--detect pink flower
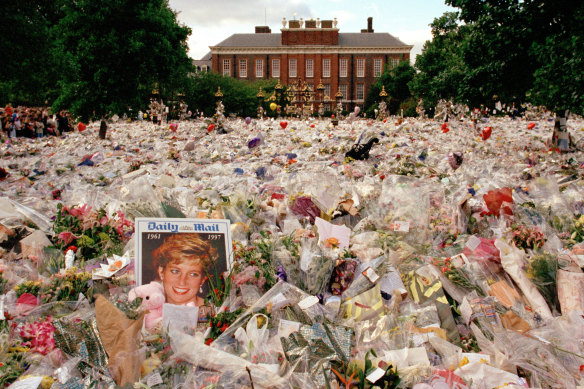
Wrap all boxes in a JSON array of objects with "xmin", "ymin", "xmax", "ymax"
[
  {"xmin": 57, "ymin": 231, "xmax": 78, "ymax": 245},
  {"xmin": 69, "ymin": 204, "xmax": 92, "ymax": 220},
  {"xmin": 98, "ymin": 215, "xmax": 109, "ymax": 226},
  {"xmin": 232, "ymin": 266, "xmax": 266, "ymax": 289},
  {"xmin": 18, "ymin": 316, "xmax": 56, "ymax": 355}
]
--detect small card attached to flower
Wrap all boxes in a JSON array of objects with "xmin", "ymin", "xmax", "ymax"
[
  {"xmin": 362, "ymin": 267, "xmax": 380, "ymax": 283},
  {"xmin": 92, "ymin": 252, "xmax": 132, "ymax": 280}
]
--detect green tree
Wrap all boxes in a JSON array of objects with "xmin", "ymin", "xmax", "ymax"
[
  {"xmin": 52, "ymin": 0, "xmax": 192, "ymax": 121},
  {"xmin": 364, "ymin": 61, "xmax": 416, "ymax": 117},
  {"xmin": 445, "ymin": 0, "xmax": 535, "ymax": 107},
  {"xmin": 410, "ymin": 12, "xmax": 470, "ymax": 113},
  {"xmin": 414, "ymin": 0, "xmax": 584, "ymax": 124},
  {"xmin": 0, "ymin": 1, "xmax": 61, "ymax": 105},
  {"xmin": 185, "ymin": 72, "xmax": 277, "ymax": 118},
  {"xmin": 528, "ymin": 2, "xmax": 584, "ymax": 116}
]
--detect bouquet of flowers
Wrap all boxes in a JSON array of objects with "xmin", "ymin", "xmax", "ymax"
[
  {"xmin": 231, "ymin": 232, "xmax": 277, "ymax": 293},
  {"xmin": 40, "ymin": 267, "xmax": 93, "ymax": 304},
  {"xmin": 549, "ymin": 213, "xmax": 584, "ymax": 247},
  {"xmin": 511, "ymin": 224, "xmax": 546, "ymax": 251},
  {"xmin": 17, "ymin": 316, "xmax": 56, "ymax": 355},
  {"xmin": 51, "ymin": 203, "xmax": 133, "ymax": 260}
]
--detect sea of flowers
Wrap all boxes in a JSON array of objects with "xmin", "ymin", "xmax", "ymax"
[{"xmin": 0, "ymin": 110, "xmax": 583, "ymax": 388}]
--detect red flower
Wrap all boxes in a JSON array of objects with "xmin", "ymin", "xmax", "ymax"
[
  {"xmin": 221, "ymin": 324, "xmax": 228, "ymax": 332},
  {"xmin": 57, "ymin": 231, "xmax": 78, "ymax": 246},
  {"xmin": 205, "ymin": 338, "xmax": 214, "ymax": 345},
  {"xmin": 483, "ymin": 187, "xmax": 513, "ymax": 217},
  {"xmin": 66, "ymin": 245, "xmax": 78, "ymax": 253}
]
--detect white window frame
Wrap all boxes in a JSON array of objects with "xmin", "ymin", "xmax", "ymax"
[
  {"xmin": 339, "ymin": 84, "xmax": 348, "ymax": 101},
  {"xmin": 305, "ymin": 59, "xmax": 314, "ymax": 78},
  {"xmin": 239, "ymin": 59, "xmax": 247, "ymax": 78},
  {"xmin": 324, "ymin": 84, "xmax": 331, "ymax": 100},
  {"xmin": 374, "ymin": 58, "xmax": 382, "ymax": 77},
  {"xmin": 356, "ymin": 84, "xmax": 364, "ymax": 100},
  {"xmin": 339, "ymin": 58, "xmax": 348, "ymax": 78},
  {"xmin": 272, "ymin": 59, "xmax": 280, "ymax": 78},
  {"xmin": 322, "ymin": 59, "xmax": 331, "ymax": 78},
  {"xmin": 391, "ymin": 58, "xmax": 399, "ymax": 68},
  {"xmin": 255, "ymin": 59, "xmax": 263, "ymax": 78},
  {"xmin": 222, "ymin": 59, "xmax": 231, "ymax": 76},
  {"xmin": 356, "ymin": 58, "xmax": 365, "ymax": 78},
  {"xmin": 289, "ymin": 59, "xmax": 297, "ymax": 78}
]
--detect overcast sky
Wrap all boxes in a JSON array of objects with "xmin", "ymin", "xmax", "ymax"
[{"xmin": 168, "ymin": 0, "xmax": 457, "ymax": 64}]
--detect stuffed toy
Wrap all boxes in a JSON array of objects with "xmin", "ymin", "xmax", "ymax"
[
  {"xmin": 128, "ymin": 281, "xmax": 165, "ymax": 331},
  {"xmin": 345, "ymin": 137, "xmax": 379, "ymax": 161}
]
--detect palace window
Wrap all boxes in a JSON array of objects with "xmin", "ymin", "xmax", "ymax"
[
  {"xmin": 255, "ymin": 59, "xmax": 263, "ymax": 78},
  {"xmin": 338, "ymin": 84, "xmax": 347, "ymax": 101},
  {"xmin": 222, "ymin": 59, "xmax": 231, "ymax": 76},
  {"xmin": 356, "ymin": 84, "xmax": 364, "ymax": 100},
  {"xmin": 374, "ymin": 59, "xmax": 382, "ymax": 77},
  {"xmin": 289, "ymin": 59, "xmax": 297, "ymax": 78},
  {"xmin": 323, "ymin": 59, "xmax": 331, "ymax": 78},
  {"xmin": 356, "ymin": 59, "xmax": 365, "ymax": 77},
  {"xmin": 272, "ymin": 59, "xmax": 280, "ymax": 78},
  {"xmin": 339, "ymin": 58, "xmax": 348, "ymax": 77},
  {"xmin": 239, "ymin": 59, "xmax": 247, "ymax": 78},
  {"xmin": 306, "ymin": 59, "xmax": 314, "ymax": 78}
]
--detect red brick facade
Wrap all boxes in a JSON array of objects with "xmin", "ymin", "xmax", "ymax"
[{"xmin": 209, "ymin": 19, "xmax": 412, "ymax": 110}]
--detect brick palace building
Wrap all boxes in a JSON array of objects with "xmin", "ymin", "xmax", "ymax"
[{"xmin": 206, "ymin": 17, "xmax": 412, "ymax": 111}]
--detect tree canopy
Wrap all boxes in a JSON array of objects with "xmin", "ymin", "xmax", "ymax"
[
  {"xmin": 0, "ymin": 1, "xmax": 61, "ymax": 105},
  {"xmin": 184, "ymin": 72, "xmax": 277, "ymax": 118},
  {"xmin": 52, "ymin": 0, "xmax": 192, "ymax": 121},
  {"xmin": 413, "ymin": 0, "xmax": 584, "ymax": 115},
  {"xmin": 364, "ymin": 61, "xmax": 416, "ymax": 117}
]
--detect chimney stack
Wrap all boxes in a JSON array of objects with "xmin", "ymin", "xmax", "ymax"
[
  {"xmin": 361, "ymin": 17, "xmax": 374, "ymax": 33},
  {"xmin": 255, "ymin": 26, "xmax": 271, "ymax": 33}
]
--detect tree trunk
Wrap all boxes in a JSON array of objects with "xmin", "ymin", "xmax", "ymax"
[
  {"xmin": 552, "ymin": 109, "xmax": 570, "ymax": 151},
  {"xmin": 99, "ymin": 119, "xmax": 107, "ymax": 140}
]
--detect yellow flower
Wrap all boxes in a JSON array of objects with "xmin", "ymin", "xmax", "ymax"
[{"xmin": 458, "ymin": 356, "xmax": 470, "ymax": 367}]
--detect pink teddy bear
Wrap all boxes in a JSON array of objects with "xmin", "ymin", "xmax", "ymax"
[{"xmin": 128, "ymin": 281, "xmax": 165, "ymax": 331}]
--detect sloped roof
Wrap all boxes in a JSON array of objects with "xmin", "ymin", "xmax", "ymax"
[
  {"xmin": 338, "ymin": 33, "xmax": 408, "ymax": 47},
  {"xmin": 211, "ymin": 33, "xmax": 410, "ymax": 48},
  {"xmin": 214, "ymin": 34, "xmax": 282, "ymax": 47}
]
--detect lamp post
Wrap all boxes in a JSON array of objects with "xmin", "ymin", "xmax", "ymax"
[
  {"xmin": 334, "ymin": 90, "xmax": 343, "ymax": 119},
  {"xmin": 274, "ymin": 80, "xmax": 283, "ymax": 117},
  {"xmin": 214, "ymin": 86, "xmax": 225, "ymax": 126},
  {"xmin": 256, "ymin": 87, "xmax": 265, "ymax": 119},
  {"xmin": 378, "ymin": 85, "xmax": 388, "ymax": 120},
  {"xmin": 316, "ymin": 80, "xmax": 325, "ymax": 118}
]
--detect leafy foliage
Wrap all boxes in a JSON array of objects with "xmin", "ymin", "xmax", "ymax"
[
  {"xmin": 413, "ymin": 1, "xmax": 584, "ymax": 116},
  {"xmin": 410, "ymin": 12, "xmax": 471, "ymax": 112},
  {"xmin": 52, "ymin": 0, "xmax": 192, "ymax": 121},
  {"xmin": 0, "ymin": 1, "xmax": 61, "ymax": 105},
  {"xmin": 184, "ymin": 72, "xmax": 277, "ymax": 118},
  {"xmin": 364, "ymin": 61, "xmax": 416, "ymax": 117}
]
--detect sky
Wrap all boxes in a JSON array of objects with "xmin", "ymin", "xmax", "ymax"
[{"xmin": 168, "ymin": 0, "xmax": 457, "ymax": 64}]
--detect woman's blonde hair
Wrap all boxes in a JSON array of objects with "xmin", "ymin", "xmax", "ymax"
[{"xmin": 152, "ymin": 233, "xmax": 217, "ymax": 272}]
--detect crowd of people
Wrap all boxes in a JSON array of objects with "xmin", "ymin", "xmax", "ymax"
[{"xmin": 0, "ymin": 104, "xmax": 74, "ymax": 138}]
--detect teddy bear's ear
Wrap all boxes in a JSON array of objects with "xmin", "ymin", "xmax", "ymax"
[
  {"xmin": 152, "ymin": 281, "xmax": 164, "ymax": 292},
  {"xmin": 128, "ymin": 288, "xmax": 136, "ymax": 302}
]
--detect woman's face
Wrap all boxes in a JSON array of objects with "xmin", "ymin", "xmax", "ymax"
[{"xmin": 158, "ymin": 260, "xmax": 207, "ymax": 305}]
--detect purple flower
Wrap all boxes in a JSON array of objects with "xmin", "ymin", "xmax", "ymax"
[{"xmin": 276, "ymin": 265, "xmax": 287, "ymax": 282}]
